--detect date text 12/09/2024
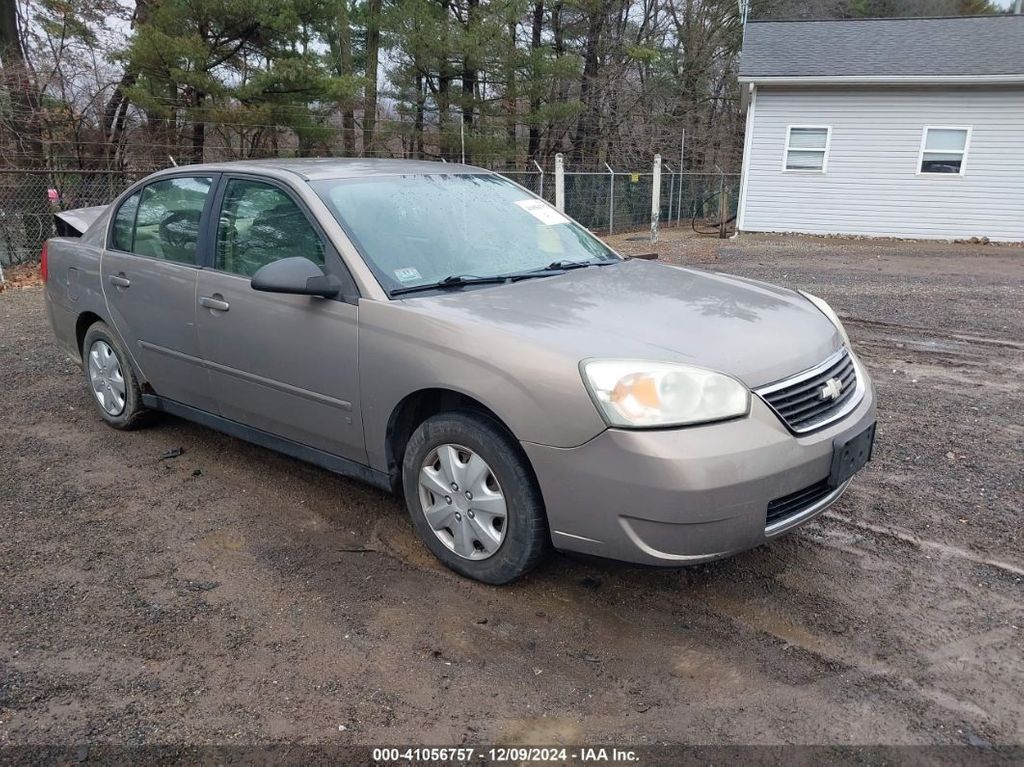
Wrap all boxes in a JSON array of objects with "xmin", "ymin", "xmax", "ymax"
[{"xmin": 372, "ymin": 747, "xmax": 640, "ymax": 763}]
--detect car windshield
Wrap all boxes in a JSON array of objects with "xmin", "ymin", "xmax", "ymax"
[{"xmin": 310, "ymin": 173, "xmax": 620, "ymax": 294}]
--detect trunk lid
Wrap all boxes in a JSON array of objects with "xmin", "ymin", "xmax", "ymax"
[{"xmin": 53, "ymin": 205, "xmax": 108, "ymax": 237}]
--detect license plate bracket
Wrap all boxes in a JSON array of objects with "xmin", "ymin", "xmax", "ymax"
[{"xmin": 829, "ymin": 423, "xmax": 875, "ymax": 488}]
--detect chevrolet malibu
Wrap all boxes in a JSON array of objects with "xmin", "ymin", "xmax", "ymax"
[{"xmin": 43, "ymin": 159, "xmax": 875, "ymax": 584}]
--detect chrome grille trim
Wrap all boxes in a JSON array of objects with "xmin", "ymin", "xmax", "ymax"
[
  {"xmin": 766, "ymin": 478, "xmax": 832, "ymax": 526},
  {"xmin": 764, "ymin": 480, "xmax": 851, "ymax": 537},
  {"xmin": 755, "ymin": 347, "xmax": 865, "ymax": 434}
]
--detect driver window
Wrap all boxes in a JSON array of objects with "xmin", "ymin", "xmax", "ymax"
[
  {"xmin": 215, "ymin": 179, "xmax": 326, "ymax": 277},
  {"xmin": 131, "ymin": 176, "xmax": 212, "ymax": 264}
]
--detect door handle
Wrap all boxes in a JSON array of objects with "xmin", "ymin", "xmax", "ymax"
[
  {"xmin": 109, "ymin": 273, "xmax": 130, "ymax": 288},
  {"xmin": 199, "ymin": 295, "xmax": 230, "ymax": 312}
]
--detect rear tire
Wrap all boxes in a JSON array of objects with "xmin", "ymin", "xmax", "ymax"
[
  {"xmin": 81, "ymin": 321, "xmax": 153, "ymax": 430},
  {"xmin": 402, "ymin": 411, "xmax": 549, "ymax": 584}
]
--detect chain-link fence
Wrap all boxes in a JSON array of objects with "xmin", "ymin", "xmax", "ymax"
[
  {"xmin": 0, "ymin": 166, "xmax": 739, "ymax": 267},
  {"xmin": 662, "ymin": 171, "xmax": 741, "ymax": 237},
  {"xmin": 501, "ymin": 169, "xmax": 739, "ymax": 237},
  {"xmin": 1, "ymin": 169, "xmax": 153, "ymax": 266}
]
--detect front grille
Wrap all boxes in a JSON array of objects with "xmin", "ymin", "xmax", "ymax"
[
  {"xmin": 756, "ymin": 348, "xmax": 860, "ymax": 433},
  {"xmin": 766, "ymin": 479, "xmax": 832, "ymax": 527}
]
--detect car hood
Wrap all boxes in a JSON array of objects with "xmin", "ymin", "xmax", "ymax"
[{"xmin": 404, "ymin": 259, "xmax": 842, "ymax": 387}]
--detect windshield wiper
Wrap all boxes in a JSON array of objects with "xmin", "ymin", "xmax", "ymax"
[
  {"xmin": 542, "ymin": 258, "xmax": 618, "ymax": 271},
  {"xmin": 390, "ymin": 260, "xmax": 616, "ymax": 297},
  {"xmin": 390, "ymin": 274, "xmax": 512, "ymax": 297},
  {"xmin": 544, "ymin": 259, "xmax": 592, "ymax": 271}
]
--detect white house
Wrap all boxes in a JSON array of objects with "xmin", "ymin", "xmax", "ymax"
[{"xmin": 736, "ymin": 16, "xmax": 1024, "ymax": 242}]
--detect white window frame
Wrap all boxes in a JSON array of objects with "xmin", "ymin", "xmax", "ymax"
[
  {"xmin": 917, "ymin": 126, "xmax": 971, "ymax": 177},
  {"xmin": 782, "ymin": 125, "xmax": 831, "ymax": 173}
]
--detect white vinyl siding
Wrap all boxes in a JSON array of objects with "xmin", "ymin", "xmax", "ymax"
[{"xmin": 739, "ymin": 86, "xmax": 1024, "ymax": 241}]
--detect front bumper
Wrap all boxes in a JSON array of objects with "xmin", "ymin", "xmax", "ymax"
[{"xmin": 521, "ymin": 368, "xmax": 875, "ymax": 566}]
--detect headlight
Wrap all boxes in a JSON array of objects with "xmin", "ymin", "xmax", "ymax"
[
  {"xmin": 799, "ymin": 291, "xmax": 850, "ymax": 346},
  {"xmin": 580, "ymin": 359, "xmax": 750, "ymax": 428}
]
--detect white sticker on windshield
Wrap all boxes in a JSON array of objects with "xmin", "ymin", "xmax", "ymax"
[
  {"xmin": 394, "ymin": 267, "xmax": 422, "ymax": 283},
  {"xmin": 515, "ymin": 199, "xmax": 570, "ymax": 226}
]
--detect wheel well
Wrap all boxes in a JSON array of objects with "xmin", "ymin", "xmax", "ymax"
[
  {"xmin": 75, "ymin": 311, "xmax": 103, "ymax": 355},
  {"xmin": 385, "ymin": 389, "xmax": 515, "ymax": 493}
]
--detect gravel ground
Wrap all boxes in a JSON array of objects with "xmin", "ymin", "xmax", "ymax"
[{"xmin": 1, "ymin": 232, "xmax": 1022, "ymax": 748}]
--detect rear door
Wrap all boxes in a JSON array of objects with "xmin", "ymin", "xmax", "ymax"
[
  {"xmin": 101, "ymin": 174, "xmax": 217, "ymax": 411},
  {"xmin": 195, "ymin": 175, "xmax": 365, "ymax": 462}
]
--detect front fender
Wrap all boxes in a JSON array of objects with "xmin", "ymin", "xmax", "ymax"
[{"xmin": 358, "ymin": 299, "xmax": 607, "ymax": 473}]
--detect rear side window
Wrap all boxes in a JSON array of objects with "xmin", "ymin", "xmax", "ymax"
[
  {"xmin": 122, "ymin": 176, "xmax": 212, "ymax": 264},
  {"xmin": 215, "ymin": 178, "xmax": 325, "ymax": 277},
  {"xmin": 111, "ymin": 191, "xmax": 141, "ymax": 251}
]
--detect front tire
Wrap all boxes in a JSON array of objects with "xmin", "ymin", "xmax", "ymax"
[
  {"xmin": 82, "ymin": 321, "xmax": 152, "ymax": 430},
  {"xmin": 402, "ymin": 411, "xmax": 549, "ymax": 584}
]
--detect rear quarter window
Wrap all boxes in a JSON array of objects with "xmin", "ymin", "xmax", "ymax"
[{"xmin": 111, "ymin": 191, "xmax": 141, "ymax": 251}]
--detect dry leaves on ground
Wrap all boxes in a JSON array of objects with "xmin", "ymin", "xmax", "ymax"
[{"xmin": 0, "ymin": 263, "xmax": 43, "ymax": 291}]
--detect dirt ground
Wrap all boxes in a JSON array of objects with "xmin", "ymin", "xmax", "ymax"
[{"xmin": 1, "ymin": 231, "xmax": 1022, "ymax": 748}]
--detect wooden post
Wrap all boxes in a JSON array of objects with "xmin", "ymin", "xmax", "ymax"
[
  {"xmin": 554, "ymin": 153, "xmax": 565, "ymax": 212},
  {"xmin": 650, "ymin": 154, "xmax": 661, "ymax": 243},
  {"xmin": 718, "ymin": 174, "xmax": 729, "ymax": 239},
  {"xmin": 665, "ymin": 164, "xmax": 674, "ymax": 227},
  {"xmin": 604, "ymin": 162, "xmax": 614, "ymax": 234}
]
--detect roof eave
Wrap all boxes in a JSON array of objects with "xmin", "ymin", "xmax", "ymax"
[{"xmin": 738, "ymin": 74, "xmax": 1024, "ymax": 85}]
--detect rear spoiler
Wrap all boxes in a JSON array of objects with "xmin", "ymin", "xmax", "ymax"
[{"xmin": 53, "ymin": 205, "xmax": 108, "ymax": 237}]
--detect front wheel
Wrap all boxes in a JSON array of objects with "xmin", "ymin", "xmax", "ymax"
[{"xmin": 401, "ymin": 411, "xmax": 549, "ymax": 584}]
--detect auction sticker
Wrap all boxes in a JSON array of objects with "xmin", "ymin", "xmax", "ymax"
[
  {"xmin": 393, "ymin": 267, "xmax": 422, "ymax": 282},
  {"xmin": 515, "ymin": 199, "xmax": 570, "ymax": 226}
]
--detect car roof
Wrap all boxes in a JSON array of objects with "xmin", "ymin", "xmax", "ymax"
[{"xmin": 152, "ymin": 157, "xmax": 491, "ymax": 182}]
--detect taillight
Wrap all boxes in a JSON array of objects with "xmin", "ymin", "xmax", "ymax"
[{"xmin": 40, "ymin": 241, "xmax": 48, "ymax": 282}]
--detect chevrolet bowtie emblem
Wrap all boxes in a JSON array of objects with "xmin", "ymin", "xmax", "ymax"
[{"xmin": 819, "ymin": 377, "xmax": 844, "ymax": 401}]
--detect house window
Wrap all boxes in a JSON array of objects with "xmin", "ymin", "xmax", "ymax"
[
  {"xmin": 918, "ymin": 127, "xmax": 970, "ymax": 175},
  {"xmin": 784, "ymin": 126, "xmax": 830, "ymax": 172}
]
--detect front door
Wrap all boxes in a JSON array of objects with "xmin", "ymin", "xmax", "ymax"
[
  {"xmin": 195, "ymin": 176, "xmax": 365, "ymax": 463},
  {"xmin": 101, "ymin": 174, "xmax": 217, "ymax": 411}
]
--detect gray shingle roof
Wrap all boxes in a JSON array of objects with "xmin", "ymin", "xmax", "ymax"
[{"xmin": 740, "ymin": 16, "xmax": 1024, "ymax": 79}]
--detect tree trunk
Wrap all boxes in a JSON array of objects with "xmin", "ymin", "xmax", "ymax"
[
  {"xmin": 1, "ymin": 0, "xmax": 49, "ymax": 261},
  {"xmin": 438, "ymin": 69, "xmax": 451, "ymax": 160},
  {"xmin": 102, "ymin": 0, "xmax": 153, "ymax": 165},
  {"xmin": 0, "ymin": 0, "xmax": 21, "ymax": 61},
  {"xmin": 102, "ymin": 71, "xmax": 137, "ymax": 165},
  {"xmin": 550, "ymin": 0, "xmax": 569, "ymax": 157},
  {"xmin": 527, "ymin": 0, "xmax": 543, "ymax": 161},
  {"xmin": 191, "ymin": 90, "xmax": 206, "ymax": 163},
  {"xmin": 504, "ymin": 19, "xmax": 517, "ymax": 167},
  {"xmin": 437, "ymin": 0, "xmax": 453, "ymax": 161},
  {"xmin": 414, "ymin": 73, "xmax": 425, "ymax": 159},
  {"xmin": 460, "ymin": 0, "xmax": 479, "ymax": 163},
  {"xmin": 363, "ymin": 0, "xmax": 381, "ymax": 156},
  {"xmin": 573, "ymin": 4, "xmax": 607, "ymax": 167},
  {"xmin": 552, "ymin": 1, "xmax": 566, "ymax": 101},
  {"xmin": 330, "ymin": 0, "xmax": 357, "ymax": 155}
]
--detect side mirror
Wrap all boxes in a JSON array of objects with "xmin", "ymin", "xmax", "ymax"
[{"xmin": 251, "ymin": 257, "xmax": 340, "ymax": 298}]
